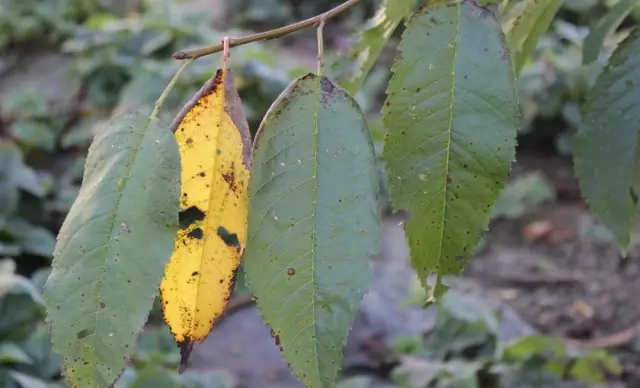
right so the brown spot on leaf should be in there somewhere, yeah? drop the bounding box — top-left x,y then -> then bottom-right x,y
319,76 -> 336,106
287,268 -> 296,276
100,302 -> 105,309
271,329 -> 282,350
222,166 -> 238,193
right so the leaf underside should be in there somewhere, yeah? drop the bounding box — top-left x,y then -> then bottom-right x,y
160,66 -> 252,371
244,74 -> 381,388
44,112 -> 180,387
383,0 -> 520,302
574,28 -> 640,252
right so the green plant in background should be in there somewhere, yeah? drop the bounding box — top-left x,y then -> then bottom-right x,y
0,0 -> 638,387
0,258 -> 237,388
392,289 -> 621,387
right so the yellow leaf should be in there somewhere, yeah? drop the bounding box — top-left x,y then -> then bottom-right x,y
159,61 -> 251,370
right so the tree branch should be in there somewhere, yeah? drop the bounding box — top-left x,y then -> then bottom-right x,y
172,0 -> 361,60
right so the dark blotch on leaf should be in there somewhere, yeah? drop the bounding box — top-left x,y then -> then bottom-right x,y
319,76 -> 337,106
179,206 -> 205,229
187,228 -> 204,240
287,268 -> 296,276
217,226 -> 240,249
76,329 -> 91,339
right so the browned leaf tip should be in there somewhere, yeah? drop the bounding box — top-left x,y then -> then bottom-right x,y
169,69 -> 224,133
223,69 -> 253,170
178,340 -> 195,374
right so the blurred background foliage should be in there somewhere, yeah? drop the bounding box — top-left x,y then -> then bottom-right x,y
0,0 -> 638,386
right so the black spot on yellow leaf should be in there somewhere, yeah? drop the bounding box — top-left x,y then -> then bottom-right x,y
217,226 -> 240,249
179,206 -> 205,229
187,228 -> 204,240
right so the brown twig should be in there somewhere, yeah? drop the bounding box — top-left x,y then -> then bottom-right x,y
560,323 -> 640,349
172,0 -> 361,60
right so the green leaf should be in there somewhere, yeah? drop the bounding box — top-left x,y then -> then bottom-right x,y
43,111 -> 181,387
0,261 -> 46,340
502,0 -> 563,74
135,326 -> 179,365
492,172 -> 556,219
245,74 -> 381,388
179,370 -> 236,388
16,165 -> 45,198
0,141 -> 22,220
19,226 -> 56,258
383,0 -> 520,303
583,0 -> 640,65
18,324 -> 62,380
504,335 -> 566,361
9,371 -> 49,388
0,343 -> 32,364
11,121 -> 56,152
335,376 -> 383,388
128,366 -> 178,388
574,29 -> 640,252
60,118 -> 101,149
339,0 -> 418,95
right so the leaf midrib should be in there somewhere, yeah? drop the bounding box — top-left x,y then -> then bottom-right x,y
189,71 -> 227,336
434,4 -> 460,289
309,74 -> 321,383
